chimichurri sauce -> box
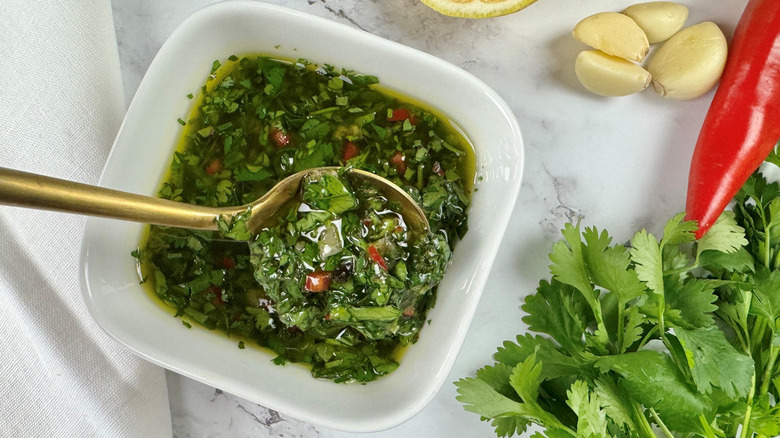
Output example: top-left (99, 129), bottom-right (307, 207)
top-left (136, 55), bottom-right (474, 383)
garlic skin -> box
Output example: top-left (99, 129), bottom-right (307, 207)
top-left (645, 21), bottom-right (728, 100)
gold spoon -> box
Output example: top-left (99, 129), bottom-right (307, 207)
top-left (0, 166), bottom-right (429, 236)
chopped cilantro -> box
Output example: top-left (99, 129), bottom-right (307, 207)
top-left (137, 54), bottom-right (474, 384)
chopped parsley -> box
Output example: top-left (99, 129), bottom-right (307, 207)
top-left (136, 55), bottom-right (474, 383)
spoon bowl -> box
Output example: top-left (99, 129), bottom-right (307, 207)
top-left (0, 166), bottom-right (429, 237)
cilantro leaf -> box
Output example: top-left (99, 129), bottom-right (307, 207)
top-left (509, 352), bottom-right (544, 404)
top-left (675, 326), bottom-right (754, 398)
top-left (494, 334), bottom-right (584, 381)
top-left (595, 350), bottom-right (712, 433)
top-left (696, 211), bottom-right (748, 258)
top-left (620, 306), bottom-right (645, 352)
top-left (549, 223), bottom-right (609, 348)
top-left (582, 227), bottom-right (646, 304)
top-left (660, 212), bottom-right (698, 247)
top-left (455, 374), bottom-right (530, 419)
top-left (456, 355), bottom-right (576, 437)
top-left (698, 247), bottom-right (755, 274)
top-left (663, 277), bottom-right (718, 329)
top-left (489, 417), bottom-right (531, 438)
top-left (592, 377), bottom-right (640, 434)
top-left (549, 223), bottom-right (594, 299)
top-left (629, 228), bottom-right (664, 295)
top-left (521, 280), bottom-right (587, 354)
top-left (234, 165), bottom-right (274, 182)
top-left (293, 142), bottom-right (335, 172)
top-left (301, 173), bottom-right (358, 214)
top-left (566, 380), bottom-right (607, 438)
top-left (750, 393), bottom-right (780, 436)
top-left (750, 267), bottom-right (780, 333)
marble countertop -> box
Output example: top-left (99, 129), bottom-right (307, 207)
top-left (111, 0), bottom-right (747, 436)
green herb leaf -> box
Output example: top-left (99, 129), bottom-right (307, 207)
top-left (750, 267), bottom-right (780, 333)
top-left (566, 380), bottom-right (607, 438)
top-left (521, 280), bottom-right (587, 354)
top-left (595, 350), bottom-right (712, 433)
top-left (630, 228), bottom-right (663, 294)
top-left (675, 326), bottom-right (754, 397)
top-left (696, 211), bottom-right (748, 258)
top-left (301, 173), bottom-right (358, 214)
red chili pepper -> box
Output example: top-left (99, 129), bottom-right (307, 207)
top-left (685, 0), bottom-right (780, 238)
top-left (387, 108), bottom-right (417, 125)
top-left (304, 270), bottom-right (331, 292)
top-left (367, 245), bottom-right (388, 270)
top-left (342, 140), bottom-right (360, 161)
top-left (390, 151), bottom-right (406, 176)
top-left (269, 126), bottom-right (290, 147)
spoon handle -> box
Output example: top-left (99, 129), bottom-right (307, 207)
top-left (0, 167), bottom-right (232, 230)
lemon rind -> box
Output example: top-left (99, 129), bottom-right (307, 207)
top-left (420, 0), bottom-right (539, 18)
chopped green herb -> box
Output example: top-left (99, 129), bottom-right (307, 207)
top-left (137, 54), bottom-right (474, 383)
top-left (210, 60), bottom-right (221, 75)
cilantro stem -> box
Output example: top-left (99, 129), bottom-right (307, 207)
top-left (697, 414), bottom-right (720, 438)
top-left (309, 106), bottom-right (339, 116)
top-left (739, 373), bottom-right (757, 438)
top-left (649, 407), bottom-right (674, 438)
top-left (617, 301), bottom-right (625, 353)
top-left (762, 225), bottom-right (772, 269)
top-left (751, 318), bottom-right (767, 354)
top-left (759, 343), bottom-right (779, 395)
top-left (633, 402), bottom-right (657, 438)
top-left (657, 296), bottom-right (668, 344)
top-left (663, 263), bottom-right (698, 278)
top-left (636, 324), bottom-right (658, 350)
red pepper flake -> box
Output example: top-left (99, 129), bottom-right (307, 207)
top-left (367, 245), bottom-right (388, 270)
top-left (209, 285), bottom-right (224, 306)
top-left (205, 159), bottom-right (222, 175)
top-left (342, 140), bottom-right (360, 161)
top-left (387, 108), bottom-right (417, 125)
top-left (390, 151), bottom-right (406, 176)
top-left (221, 256), bottom-right (235, 270)
top-left (269, 127), bottom-right (290, 147)
top-left (432, 161), bottom-right (444, 176)
top-left (304, 270), bottom-right (332, 292)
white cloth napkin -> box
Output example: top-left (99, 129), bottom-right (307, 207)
top-left (0, 1), bottom-right (172, 436)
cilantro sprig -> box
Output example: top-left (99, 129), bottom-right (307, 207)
top-left (456, 167), bottom-right (780, 437)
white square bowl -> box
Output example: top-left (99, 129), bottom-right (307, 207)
top-left (80, 1), bottom-right (523, 432)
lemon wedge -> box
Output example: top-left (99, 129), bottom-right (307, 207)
top-left (420, 0), bottom-right (539, 18)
